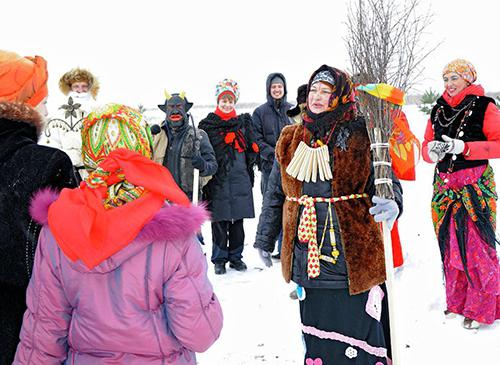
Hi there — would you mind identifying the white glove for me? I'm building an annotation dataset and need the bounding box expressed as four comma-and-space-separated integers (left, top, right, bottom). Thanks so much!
369, 196, 399, 230
442, 135, 465, 155
427, 140, 448, 162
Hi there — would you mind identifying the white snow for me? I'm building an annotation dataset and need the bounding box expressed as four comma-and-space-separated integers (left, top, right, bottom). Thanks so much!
195, 105, 499, 364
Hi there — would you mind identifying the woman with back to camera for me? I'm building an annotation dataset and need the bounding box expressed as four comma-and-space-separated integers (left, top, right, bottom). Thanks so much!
14, 103, 223, 364
423, 59, 500, 329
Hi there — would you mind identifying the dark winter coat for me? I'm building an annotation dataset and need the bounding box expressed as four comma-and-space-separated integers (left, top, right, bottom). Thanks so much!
199, 113, 257, 222
153, 121, 217, 200
252, 73, 293, 172
254, 119, 403, 295
0, 101, 77, 365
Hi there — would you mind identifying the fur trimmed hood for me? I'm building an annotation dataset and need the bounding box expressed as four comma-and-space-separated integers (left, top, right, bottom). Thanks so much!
59, 68, 100, 99
30, 188, 209, 272
0, 101, 43, 136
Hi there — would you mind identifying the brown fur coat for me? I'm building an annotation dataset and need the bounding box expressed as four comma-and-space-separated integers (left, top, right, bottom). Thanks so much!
275, 122, 386, 295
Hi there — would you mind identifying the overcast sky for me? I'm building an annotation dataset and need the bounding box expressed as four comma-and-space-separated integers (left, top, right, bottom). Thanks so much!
3, 0, 499, 111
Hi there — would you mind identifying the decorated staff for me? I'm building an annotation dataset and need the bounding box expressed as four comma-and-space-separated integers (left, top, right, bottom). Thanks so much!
356, 82, 405, 365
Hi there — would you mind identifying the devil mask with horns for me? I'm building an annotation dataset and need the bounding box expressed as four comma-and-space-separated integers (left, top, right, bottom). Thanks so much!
158, 91, 194, 128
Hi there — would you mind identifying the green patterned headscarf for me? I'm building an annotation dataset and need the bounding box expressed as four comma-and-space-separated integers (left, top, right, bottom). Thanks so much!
81, 103, 153, 208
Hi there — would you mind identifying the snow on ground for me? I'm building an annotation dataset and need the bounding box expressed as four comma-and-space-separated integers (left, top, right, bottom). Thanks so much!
193, 105, 499, 364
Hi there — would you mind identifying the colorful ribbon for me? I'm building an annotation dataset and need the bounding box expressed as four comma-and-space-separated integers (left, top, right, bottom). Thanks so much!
286, 193, 369, 278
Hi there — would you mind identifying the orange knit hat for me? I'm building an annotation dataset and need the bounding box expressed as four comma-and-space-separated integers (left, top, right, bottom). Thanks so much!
0, 50, 48, 107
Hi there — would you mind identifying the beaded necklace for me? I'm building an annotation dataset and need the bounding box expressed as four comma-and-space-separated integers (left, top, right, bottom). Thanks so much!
440, 98, 476, 182
434, 98, 475, 128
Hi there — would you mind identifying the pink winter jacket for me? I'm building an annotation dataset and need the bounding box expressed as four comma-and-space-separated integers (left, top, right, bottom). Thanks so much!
13, 190, 223, 365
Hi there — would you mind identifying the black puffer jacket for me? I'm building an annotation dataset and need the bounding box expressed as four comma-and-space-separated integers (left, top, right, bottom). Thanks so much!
0, 101, 77, 364
252, 73, 293, 172
199, 112, 257, 222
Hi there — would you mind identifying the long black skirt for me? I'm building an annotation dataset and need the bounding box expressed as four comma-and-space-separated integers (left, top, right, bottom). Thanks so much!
300, 286, 391, 365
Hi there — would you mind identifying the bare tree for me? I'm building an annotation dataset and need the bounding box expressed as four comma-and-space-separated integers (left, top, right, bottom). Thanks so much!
346, 0, 439, 92
345, 4, 439, 363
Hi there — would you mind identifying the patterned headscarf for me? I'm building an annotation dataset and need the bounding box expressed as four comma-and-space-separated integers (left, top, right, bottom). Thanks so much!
215, 78, 240, 103
81, 103, 153, 208
307, 65, 355, 113
442, 59, 477, 84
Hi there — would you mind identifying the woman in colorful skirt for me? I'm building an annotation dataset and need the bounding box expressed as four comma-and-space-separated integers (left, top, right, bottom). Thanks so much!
254, 65, 403, 365
423, 59, 500, 329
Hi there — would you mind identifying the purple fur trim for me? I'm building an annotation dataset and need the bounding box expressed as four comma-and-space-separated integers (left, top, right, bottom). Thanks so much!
30, 188, 60, 224
135, 203, 210, 242
29, 188, 210, 240
301, 325, 387, 358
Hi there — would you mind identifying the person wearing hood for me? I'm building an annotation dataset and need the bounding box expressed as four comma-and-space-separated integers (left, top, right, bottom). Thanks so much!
0, 50, 77, 364
254, 65, 403, 364
252, 73, 293, 195
199, 79, 260, 275
423, 59, 500, 330
14, 103, 223, 365
152, 91, 217, 201
41, 67, 100, 182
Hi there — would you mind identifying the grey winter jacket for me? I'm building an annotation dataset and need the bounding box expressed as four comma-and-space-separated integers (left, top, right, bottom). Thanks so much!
153, 122, 217, 200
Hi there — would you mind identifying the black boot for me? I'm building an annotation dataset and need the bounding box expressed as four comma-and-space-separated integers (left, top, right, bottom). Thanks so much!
229, 259, 247, 271
214, 263, 226, 275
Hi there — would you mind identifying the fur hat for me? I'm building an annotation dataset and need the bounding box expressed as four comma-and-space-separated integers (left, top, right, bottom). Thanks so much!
0, 50, 48, 107
215, 78, 240, 103
59, 68, 100, 99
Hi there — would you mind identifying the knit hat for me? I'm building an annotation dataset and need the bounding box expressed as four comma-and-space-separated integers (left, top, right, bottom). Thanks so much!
270, 75, 285, 86
59, 68, 100, 99
442, 59, 477, 84
0, 50, 48, 107
82, 104, 153, 174
215, 78, 240, 103
311, 70, 335, 87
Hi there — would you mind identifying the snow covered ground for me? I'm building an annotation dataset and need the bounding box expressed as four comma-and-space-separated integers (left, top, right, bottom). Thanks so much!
194, 105, 499, 364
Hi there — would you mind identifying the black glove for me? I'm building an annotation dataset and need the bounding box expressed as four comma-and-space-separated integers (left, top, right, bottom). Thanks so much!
191, 154, 205, 171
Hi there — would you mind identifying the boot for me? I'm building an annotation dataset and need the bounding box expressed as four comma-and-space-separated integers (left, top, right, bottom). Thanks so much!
444, 309, 457, 319
463, 317, 480, 329
229, 259, 247, 271
214, 263, 226, 275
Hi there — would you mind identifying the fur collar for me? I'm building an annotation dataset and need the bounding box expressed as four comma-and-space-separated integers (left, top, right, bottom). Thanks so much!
30, 188, 209, 243
0, 101, 43, 136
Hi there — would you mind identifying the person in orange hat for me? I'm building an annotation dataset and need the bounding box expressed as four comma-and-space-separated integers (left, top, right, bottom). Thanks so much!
0, 49, 77, 364
423, 59, 500, 330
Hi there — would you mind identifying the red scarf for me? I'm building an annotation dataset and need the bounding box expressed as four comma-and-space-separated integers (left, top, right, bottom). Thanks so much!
48, 149, 190, 269
442, 84, 484, 107
214, 106, 237, 121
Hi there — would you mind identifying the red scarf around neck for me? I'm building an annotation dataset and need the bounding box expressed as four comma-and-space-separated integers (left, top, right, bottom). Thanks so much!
215, 106, 237, 121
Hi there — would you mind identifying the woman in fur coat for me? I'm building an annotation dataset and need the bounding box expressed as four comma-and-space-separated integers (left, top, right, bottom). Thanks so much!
423, 59, 500, 329
254, 65, 402, 365
14, 104, 223, 364
0, 50, 77, 364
